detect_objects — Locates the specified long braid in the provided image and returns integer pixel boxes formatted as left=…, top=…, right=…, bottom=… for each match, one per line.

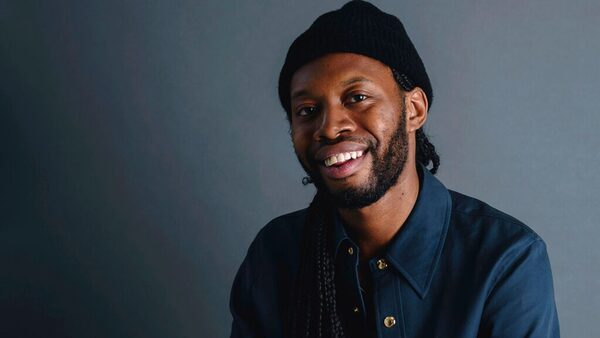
left=288, top=192, right=346, bottom=338
left=317, top=217, right=336, bottom=338
left=321, top=224, right=343, bottom=338
left=315, top=220, right=325, bottom=337
left=391, top=68, right=441, bottom=174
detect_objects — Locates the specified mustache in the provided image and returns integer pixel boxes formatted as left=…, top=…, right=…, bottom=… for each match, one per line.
left=315, top=135, right=373, bottom=147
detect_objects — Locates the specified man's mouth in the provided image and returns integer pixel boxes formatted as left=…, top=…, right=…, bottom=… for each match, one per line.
left=323, top=150, right=364, bottom=167
left=315, top=149, right=368, bottom=180
left=312, top=141, right=370, bottom=180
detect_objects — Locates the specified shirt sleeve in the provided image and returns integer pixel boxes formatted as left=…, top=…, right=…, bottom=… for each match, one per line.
left=479, top=238, right=560, bottom=337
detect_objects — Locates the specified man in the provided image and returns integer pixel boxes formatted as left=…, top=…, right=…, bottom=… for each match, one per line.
left=230, top=1, right=560, bottom=337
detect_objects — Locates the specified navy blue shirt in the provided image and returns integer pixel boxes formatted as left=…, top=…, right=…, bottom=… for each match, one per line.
left=230, top=165, right=560, bottom=337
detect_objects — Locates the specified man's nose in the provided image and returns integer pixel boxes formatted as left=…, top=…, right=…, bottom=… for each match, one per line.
left=313, top=104, right=356, bottom=141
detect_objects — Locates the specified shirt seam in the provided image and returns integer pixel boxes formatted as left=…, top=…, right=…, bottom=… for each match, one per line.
left=452, top=209, right=539, bottom=237
left=487, top=237, right=543, bottom=300
left=421, top=193, right=451, bottom=296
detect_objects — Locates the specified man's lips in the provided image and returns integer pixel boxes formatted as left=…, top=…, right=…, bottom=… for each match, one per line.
left=323, top=149, right=365, bottom=167
left=318, top=151, right=368, bottom=180
left=306, top=141, right=371, bottom=180
left=315, top=141, right=369, bottom=164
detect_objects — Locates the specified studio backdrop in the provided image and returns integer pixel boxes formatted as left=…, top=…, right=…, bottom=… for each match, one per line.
left=1, top=1, right=599, bottom=337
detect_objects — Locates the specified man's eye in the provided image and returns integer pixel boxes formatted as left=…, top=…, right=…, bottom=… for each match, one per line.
left=297, top=106, right=317, bottom=117
left=349, top=94, right=368, bottom=103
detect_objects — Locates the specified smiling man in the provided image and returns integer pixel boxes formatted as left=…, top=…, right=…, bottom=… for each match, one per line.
left=230, top=1, right=560, bottom=338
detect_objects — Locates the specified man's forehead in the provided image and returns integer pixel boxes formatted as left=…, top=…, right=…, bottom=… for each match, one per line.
left=291, top=76, right=374, bottom=101
left=277, top=1, right=433, bottom=113
left=290, top=53, right=391, bottom=95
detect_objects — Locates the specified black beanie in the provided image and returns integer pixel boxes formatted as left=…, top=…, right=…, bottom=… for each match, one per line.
left=278, top=0, right=432, bottom=117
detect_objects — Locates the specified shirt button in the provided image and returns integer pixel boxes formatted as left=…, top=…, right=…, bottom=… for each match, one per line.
left=353, top=307, right=359, bottom=314
left=347, top=247, right=354, bottom=255
left=376, top=258, right=388, bottom=270
left=383, top=316, right=396, bottom=328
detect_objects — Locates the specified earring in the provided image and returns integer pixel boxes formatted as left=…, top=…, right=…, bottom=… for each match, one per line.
left=302, top=176, right=313, bottom=185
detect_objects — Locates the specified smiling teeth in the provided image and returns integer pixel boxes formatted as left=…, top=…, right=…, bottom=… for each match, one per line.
left=324, top=151, right=364, bottom=167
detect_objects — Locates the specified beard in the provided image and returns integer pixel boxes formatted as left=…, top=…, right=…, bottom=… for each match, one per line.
left=298, top=106, right=409, bottom=209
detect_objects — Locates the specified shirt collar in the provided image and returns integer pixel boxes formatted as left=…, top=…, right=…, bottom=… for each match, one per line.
left=331, top=163, right=452, bottom=299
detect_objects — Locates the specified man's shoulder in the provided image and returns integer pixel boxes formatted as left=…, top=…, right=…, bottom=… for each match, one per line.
left=256, top=208, right=308, bottom=242
left=245, top=208, right=308, bottom=263
left=442, top=192, right=558, bottom=337
left=447, top=189, right=543, bottom=251
left=444, top=190, right=552, bottom=294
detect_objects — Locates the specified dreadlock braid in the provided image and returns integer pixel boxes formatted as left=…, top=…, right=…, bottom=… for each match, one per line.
left=288, top=192, right=346, bottom=338
left=415, top=128, right=440, bottom=174
left=318, top=214, right=343, bottom=338
left=391, top=68, right=441, bottom=174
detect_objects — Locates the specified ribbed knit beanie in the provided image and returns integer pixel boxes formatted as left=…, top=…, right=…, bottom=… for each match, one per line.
left=278, top=0, right=432, bottom=117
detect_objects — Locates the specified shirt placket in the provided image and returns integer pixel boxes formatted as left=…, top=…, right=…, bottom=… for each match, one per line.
left=370, top=257, right=405, bottom=338
left=336, top=240, right=372, bottom=337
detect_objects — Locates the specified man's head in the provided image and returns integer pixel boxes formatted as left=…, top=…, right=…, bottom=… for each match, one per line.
left=289, top=53, right=428, bottom=209
left=278, top=0, right=438, bottom=209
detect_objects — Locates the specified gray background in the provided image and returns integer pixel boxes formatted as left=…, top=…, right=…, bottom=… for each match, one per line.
left=1, top=0, right=598, bottom=337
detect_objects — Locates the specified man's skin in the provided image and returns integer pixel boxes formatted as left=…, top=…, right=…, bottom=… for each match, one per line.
left=289, top=53, right=429, bottom=272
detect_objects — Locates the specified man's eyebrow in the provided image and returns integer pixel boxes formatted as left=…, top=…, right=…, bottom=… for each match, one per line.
left=291, top=89, right=311, bottom=101
left=290, top=77, right=372, bottom=101
left=340, top=76, right=372, bottom=86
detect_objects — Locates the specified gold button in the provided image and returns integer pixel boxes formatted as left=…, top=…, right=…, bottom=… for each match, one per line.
left=383, top=316, right=396, bottom=328
left=376, top=258, right=388, bottom=270
left=347, top=247, right=354, bottom=255
left=353, top=307, right=359, bottom=313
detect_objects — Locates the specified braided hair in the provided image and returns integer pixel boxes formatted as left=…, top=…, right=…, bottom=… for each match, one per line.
left=287, top=70, right=440, bottom=337
left=391, top=68, right=440, bottom=175
left=287, top=191, right=345, bottom=338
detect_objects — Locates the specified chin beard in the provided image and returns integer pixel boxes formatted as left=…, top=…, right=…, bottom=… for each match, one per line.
left=301, top=108, right=408, bottom=210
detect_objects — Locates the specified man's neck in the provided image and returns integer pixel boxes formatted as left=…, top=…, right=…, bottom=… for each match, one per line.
left=337, top=162, right=421, bottom=263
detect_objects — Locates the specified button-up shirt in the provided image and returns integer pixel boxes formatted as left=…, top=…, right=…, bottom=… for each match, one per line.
left=230, top=165, right=560, bottom=337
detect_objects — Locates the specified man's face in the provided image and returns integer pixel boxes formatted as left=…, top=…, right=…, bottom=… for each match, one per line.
left=289, top=53, right=409, bottom=209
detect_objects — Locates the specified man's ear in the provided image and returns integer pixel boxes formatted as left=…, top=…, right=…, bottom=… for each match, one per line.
left=405, top=87, right=428, bottom=133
